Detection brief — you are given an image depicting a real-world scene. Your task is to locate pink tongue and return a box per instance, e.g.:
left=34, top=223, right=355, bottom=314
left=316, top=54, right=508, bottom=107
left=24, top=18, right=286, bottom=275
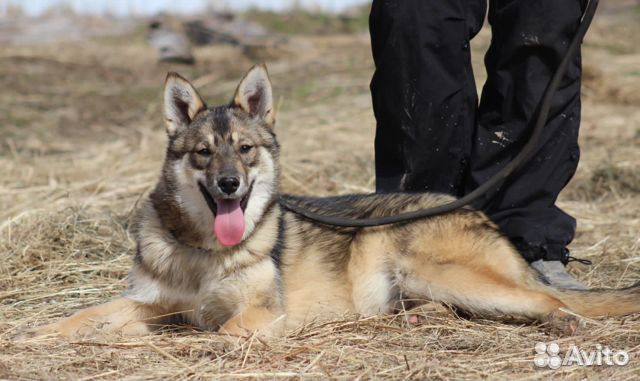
left=214, top=199, right=245, bottom=246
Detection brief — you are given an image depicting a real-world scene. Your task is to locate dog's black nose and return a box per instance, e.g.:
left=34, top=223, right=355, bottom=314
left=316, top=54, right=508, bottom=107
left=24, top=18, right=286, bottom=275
left=218, top=177, right=240, bottom=194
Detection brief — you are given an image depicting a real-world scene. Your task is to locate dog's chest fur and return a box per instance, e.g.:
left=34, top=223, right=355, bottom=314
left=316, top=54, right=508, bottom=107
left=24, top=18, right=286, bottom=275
left=124, top=199, right=281, bottom=329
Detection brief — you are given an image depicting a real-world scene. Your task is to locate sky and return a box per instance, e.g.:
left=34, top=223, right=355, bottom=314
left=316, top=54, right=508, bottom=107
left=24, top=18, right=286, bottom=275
left=1, top=0, right=369, bottom=16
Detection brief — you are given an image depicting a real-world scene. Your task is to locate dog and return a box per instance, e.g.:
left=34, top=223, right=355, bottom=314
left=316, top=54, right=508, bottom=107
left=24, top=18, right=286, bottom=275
left=23, top=65, right=640, bottom=339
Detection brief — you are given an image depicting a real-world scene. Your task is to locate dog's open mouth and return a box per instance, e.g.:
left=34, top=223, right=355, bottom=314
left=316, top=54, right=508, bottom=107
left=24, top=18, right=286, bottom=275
left=198, top=182, right=253, bottom=247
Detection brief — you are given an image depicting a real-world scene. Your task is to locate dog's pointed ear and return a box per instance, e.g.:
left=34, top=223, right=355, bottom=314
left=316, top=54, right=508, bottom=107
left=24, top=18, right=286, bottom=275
left=163, top=72, right=206, bottom=137
left=232, top=64, right=275, bottom=128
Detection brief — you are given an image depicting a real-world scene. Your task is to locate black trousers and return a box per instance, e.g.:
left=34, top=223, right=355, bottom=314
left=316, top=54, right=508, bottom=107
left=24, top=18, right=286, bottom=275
left=370, top=0, right=585, bottom=262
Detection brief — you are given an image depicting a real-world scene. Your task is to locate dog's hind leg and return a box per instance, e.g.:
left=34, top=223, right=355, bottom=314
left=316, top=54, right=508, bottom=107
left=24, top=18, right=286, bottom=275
left=18, top=297, right=169, bottom=339
left=382, top=216, right=590, bottom=332
left=394, top=256, right=578, bottom=331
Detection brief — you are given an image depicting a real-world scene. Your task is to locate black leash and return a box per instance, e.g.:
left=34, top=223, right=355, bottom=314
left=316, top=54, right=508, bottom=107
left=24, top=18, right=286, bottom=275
left=280, top=0, right=599, bottom=228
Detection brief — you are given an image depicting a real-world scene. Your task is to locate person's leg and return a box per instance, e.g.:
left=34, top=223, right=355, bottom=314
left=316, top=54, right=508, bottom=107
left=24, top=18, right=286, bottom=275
left=370, top=0, right=486, bottom=194
left=467, top=0, right=586, bottom=266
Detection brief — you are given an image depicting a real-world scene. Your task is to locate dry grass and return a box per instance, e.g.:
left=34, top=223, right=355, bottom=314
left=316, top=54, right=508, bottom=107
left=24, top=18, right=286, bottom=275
left=1, top=9, right=640, bottom=380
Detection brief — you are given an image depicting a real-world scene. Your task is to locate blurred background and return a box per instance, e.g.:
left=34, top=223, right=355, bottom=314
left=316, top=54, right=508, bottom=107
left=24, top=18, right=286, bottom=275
left=1, top=1, right=640, bottom=379
left=0, top=0, right=367, bottom=14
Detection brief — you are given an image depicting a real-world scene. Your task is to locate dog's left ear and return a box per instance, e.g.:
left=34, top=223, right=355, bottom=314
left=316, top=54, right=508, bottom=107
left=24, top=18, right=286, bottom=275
left=232, top=64, right=275, bottom=128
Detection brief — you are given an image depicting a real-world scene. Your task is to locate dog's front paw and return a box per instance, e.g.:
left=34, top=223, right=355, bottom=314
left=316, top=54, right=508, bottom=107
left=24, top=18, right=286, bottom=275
left=15, top=317, right=106, bottom=341
left=219, top=320, right=251, bottom=337
left=14, top=322, right=65, bottom=341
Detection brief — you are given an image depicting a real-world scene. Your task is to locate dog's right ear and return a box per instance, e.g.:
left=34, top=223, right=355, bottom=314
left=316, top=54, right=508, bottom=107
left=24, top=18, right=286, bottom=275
left=163, top=72, right=206, bottom=137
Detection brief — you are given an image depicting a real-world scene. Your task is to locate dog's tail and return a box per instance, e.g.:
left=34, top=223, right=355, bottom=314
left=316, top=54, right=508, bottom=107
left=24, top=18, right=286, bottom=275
left=547, top=282, right=640, bottom=317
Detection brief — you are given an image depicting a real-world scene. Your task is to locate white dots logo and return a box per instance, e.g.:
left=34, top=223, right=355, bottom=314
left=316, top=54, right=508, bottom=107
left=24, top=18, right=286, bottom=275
left=534, top=342, right=562, bottom=369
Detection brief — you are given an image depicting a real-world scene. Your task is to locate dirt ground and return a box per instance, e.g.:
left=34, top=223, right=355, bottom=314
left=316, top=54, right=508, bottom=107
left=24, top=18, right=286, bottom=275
left=1, top=6, right=639, bottom=380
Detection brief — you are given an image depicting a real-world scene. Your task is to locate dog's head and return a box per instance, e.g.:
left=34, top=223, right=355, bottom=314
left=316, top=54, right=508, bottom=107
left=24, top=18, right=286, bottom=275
left=161, top=65, right=279, bottom=247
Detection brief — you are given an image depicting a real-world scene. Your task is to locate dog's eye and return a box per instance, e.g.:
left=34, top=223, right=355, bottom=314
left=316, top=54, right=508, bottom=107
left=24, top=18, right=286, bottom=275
left=239, top=145, right=253, bottom=154
left=197, top=148, right=211, bottom=156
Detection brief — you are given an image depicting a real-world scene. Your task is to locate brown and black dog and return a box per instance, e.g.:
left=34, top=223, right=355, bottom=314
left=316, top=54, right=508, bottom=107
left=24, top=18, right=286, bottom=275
left=23, top=65, right=640, bottom=339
